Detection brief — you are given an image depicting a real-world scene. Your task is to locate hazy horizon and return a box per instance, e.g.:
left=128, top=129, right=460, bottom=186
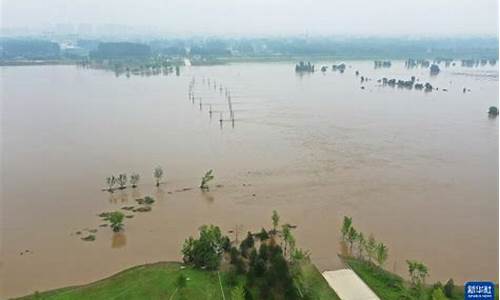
left=1, top=0, right=498, bottom=37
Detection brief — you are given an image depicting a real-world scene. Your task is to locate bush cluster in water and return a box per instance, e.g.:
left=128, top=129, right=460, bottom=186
left=380, top=77, right=433, bottom=91
left=295, top=61, right=314, bottom=73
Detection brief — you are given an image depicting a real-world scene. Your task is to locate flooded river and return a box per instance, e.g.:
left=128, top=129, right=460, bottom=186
left=1, top=61, right=498, bottom=298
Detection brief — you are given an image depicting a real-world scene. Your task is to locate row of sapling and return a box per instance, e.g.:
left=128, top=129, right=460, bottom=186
left=104, top=166, right=217, bottom=192
left=341, top=216, right=442, bottom=295
left=341, top=216, right=388, bottom=267
left=105, top=173, right=140, bottom=192
left=104, top=166, right=164, bottom=192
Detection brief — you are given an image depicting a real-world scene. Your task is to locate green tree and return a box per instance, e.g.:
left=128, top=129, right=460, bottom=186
left=444, top=278, right=454, bottom=298
left=153, top=166, right=163, bottom=187
left=365, top=234, right=377, bottom=263
left=200, top=169, right=214, bottom=190
left=375, top=243, right=388, bottom=267
left=240, top=232, right=255, bottom=258
left=288, top=233, right=296, bottom=257
left=282, top=225, right=293, bottom=257
left=291, top=248, right=310, bottom=263
left=109, top=211, right=125, bottom=232
left=341, top=216, right=352, bottom=240
left=272, top=210, right=280, bottom=234
left=407, top=260, right=428, bottom=288
left=258, top=228, right=269, bottom=241
left=431, top=287, right=447, bottom=300
left=356, top=232, right=366, bottom=259
left=346, top=226, right=357, bottom=254
left=130, top=173, right=140, bottom=188
left=181, top=225, right=227, bottom=270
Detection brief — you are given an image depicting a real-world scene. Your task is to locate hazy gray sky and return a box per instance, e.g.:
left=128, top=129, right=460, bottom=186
left=1, top=0, right=498, bottom=36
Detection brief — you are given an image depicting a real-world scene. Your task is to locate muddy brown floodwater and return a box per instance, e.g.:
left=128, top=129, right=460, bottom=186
left=1, top=61, right=498, bottom=298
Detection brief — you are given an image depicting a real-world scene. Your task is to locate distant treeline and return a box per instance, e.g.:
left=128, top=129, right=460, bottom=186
left=1, top=36, right=498, bottom=62
left=91, top=42, right=151, bottom=58
left=0, top=39, right=60, bottom=59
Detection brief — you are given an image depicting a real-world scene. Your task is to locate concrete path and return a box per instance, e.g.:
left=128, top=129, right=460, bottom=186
left=322, top=269, right=380, bottom=300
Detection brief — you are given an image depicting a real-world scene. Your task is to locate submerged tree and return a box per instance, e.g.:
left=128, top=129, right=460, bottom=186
left=200, top=169, right=214, bottom=190
left=106, top=176, right=116, bottom=192
left=109, top=211, right=125, bottom=232
left=130, top=173, right=140, bottom=188
left=153, top=166, right=163, bottom=187
left=117, top=173, right=127, bottom=189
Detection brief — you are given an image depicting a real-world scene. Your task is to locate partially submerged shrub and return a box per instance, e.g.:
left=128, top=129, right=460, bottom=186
left=81, top=234, right=96, bottom=241
left=144, top=196, right=155, bottom=205
left=200, top=169, right=214, bottom=190
left=135, top=196, right=155, bottom=205
left=117, top=174, right=127, bottom=189
left=130, top=173, right=140, bottom=188
left=109, top=211, right=125, bottom=232
left=106, top=176, right=116, bottom=192
left=98, top=212, right=112, bottom=220
left=153, top=166, right=163, bottom=187
left=133, top=206, right=152, bottom=212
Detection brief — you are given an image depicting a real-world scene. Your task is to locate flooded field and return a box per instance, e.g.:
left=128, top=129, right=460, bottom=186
left=1, top=61, right=498, bottom=298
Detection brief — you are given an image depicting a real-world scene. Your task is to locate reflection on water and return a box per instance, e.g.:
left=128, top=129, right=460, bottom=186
left=130, top=187, right=142, bottom=200
left=201, top=190, right=215, bottom=203
left=108, top=193, right=117, bottom=204
left=118, top=190, right=129, bottom=203
left=108, top=191, right=129, bottom=203
left=338, top=240, right=349, bottom=257
left=1, top=61, right=498, bottom=298
left=154, top=187, right=166, bottom=201
left=111, top=232, right=127, bottom=249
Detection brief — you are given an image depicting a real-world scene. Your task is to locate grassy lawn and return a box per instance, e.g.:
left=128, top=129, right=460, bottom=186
left=300, top=262, right=340, bottom=300
left=16, top=261, right=338, bottom=300
left=343, top=257, right=409, bottom=300
left=344, top=256, right=497, bottom=300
